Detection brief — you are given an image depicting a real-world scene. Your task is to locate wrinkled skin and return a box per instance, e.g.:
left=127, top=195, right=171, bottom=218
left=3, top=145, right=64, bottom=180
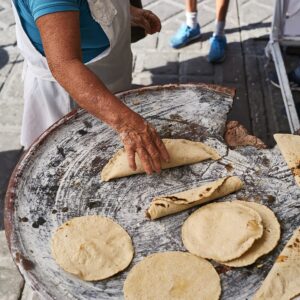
left=116, top=6, right=168, bottom=175
left=130, top=6, right=161, bottom=34
left=119, top=120, right=169, bottom=174
left=36, top=6, right=169, bottom=175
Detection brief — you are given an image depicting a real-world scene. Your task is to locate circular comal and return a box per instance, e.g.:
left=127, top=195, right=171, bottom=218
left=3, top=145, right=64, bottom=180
left=51, top=215, right=134, bottom=281
left=182, top=202, right=264, bottom=262
left=124, top=251, right=221, bottom=300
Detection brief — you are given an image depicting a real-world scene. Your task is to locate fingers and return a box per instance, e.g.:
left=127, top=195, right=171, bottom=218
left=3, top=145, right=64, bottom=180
left=144, top=10, right=161, bottom=33
left=139, top=15, right=152, bottom=34
left=119, top=120, right=169, bottom=176
left=150, top=127, right=170, bottom=162
left=136, top=147, right=154, bottom=175
left=125, top=146, right=137, bottom=171
left=142, top=135, right=162, bottom=173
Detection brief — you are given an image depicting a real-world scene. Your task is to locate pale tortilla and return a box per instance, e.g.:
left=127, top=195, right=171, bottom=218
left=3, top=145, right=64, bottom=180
left=220, top=201, right=280, bottom=267
left=101, top=139, right=220, bottom=181
left=123, top=251, right=221, bottom=300
left=51, top=215, right=134, bottom=281
left=146, top=176, right=243, bottom=220
left=274, top=133, right=300, bottom=187
left=253, top=227, right=300, bottom=300
left=182, top=202, right=264, bottom=262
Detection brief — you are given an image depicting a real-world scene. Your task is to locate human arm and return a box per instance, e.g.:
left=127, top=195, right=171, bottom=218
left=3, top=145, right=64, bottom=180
left=36, top=11, right=169, bottom=174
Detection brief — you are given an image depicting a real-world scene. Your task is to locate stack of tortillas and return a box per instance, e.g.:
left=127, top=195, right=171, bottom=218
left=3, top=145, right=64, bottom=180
left=182, top=200, right=280, bottom=267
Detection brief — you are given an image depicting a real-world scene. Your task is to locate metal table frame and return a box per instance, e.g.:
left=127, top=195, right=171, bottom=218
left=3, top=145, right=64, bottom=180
left=265, top=0, right=300, bottom=132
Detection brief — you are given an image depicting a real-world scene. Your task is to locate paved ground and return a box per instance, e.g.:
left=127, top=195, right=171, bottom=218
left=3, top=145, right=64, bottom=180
left=0, top=0, right=300, bottom=298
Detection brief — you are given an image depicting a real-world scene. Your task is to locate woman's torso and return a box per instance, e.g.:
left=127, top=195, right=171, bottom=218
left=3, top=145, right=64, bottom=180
left=14, top=0, right=110, bottom=63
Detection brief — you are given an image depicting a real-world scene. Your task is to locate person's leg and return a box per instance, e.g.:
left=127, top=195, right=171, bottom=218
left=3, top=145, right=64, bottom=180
left=215, top=0, right=229, bottom=35
left=170, top=0, right=201, bottom=49
left=185, top=0, right=198, bottom=29
left=208, top=0, right=230, bottom=63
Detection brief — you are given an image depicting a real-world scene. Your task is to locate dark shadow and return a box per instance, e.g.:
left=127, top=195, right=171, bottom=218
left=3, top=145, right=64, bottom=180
left=0, top=47, right=9, bottom=70
left=0, top=149, right=23, bottom=230
left=183, top=21, right=271, bottom=46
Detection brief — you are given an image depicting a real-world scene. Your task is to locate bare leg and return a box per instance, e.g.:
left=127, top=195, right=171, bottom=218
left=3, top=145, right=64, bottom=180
left=185, top=0, right=198, bottom=29
left=169, top=0, right=200, bottom=48
left=208, top=0, right=229, bottom=62
left=186, top=0, right=197, bottom=12
left=216, top=0, right=230, bottom=22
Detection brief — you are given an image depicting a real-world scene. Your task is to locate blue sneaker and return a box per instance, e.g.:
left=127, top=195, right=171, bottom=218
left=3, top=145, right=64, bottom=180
left=170, top=24, right=201, bottom=49
left=208, top=35, right=227, bottom=63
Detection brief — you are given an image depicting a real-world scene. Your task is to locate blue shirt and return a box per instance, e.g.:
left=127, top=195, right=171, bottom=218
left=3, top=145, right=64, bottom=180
left=14, top=0, right=110, bottom=63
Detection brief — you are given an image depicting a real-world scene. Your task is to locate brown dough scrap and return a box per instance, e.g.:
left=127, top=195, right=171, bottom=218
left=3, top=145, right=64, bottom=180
left=224, top=121, right=267, bottom=149
left=274, top=133, right=300, bottom=187
left=253, top=227, right=300, bottom=300
left=146, top=176, right=243, bottom=220
left=101, top=138, right=220, bottom=181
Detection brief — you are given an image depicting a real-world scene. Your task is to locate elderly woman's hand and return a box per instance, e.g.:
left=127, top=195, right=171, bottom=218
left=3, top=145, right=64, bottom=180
left=116, top=112, right=170, bottom=175
left=130, top=6, right=161, bottom=34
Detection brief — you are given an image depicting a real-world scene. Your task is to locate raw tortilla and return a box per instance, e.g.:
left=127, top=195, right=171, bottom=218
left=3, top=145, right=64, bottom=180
left=274, top=133, right=300, bottom=187
left=253, top=227, right=300, bottom=300
left=123, top=251, right=221, bottom=300
left=101, top=138, right=220, bottom=181
left=220, top=200, right=280, bottom=267
left=51, top=215, right=134, bottom=281
left=146, top=176, right=243, bottom=220
left=182, top=202, right=264, bottom=262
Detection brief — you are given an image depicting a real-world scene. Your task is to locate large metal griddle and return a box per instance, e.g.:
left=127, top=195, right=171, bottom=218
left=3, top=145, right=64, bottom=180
left=5, top=84, right=300, bottom=299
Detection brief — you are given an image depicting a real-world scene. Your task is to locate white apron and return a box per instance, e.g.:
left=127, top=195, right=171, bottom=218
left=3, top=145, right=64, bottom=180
left=11, top=0, right=132, bottom=149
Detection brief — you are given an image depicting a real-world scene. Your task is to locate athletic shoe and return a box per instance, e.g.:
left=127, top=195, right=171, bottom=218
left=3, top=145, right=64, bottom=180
left=169, top=23, right=201, bottom=49
left=269, top=70, right=300, bottom=92
left=208, top=35, right=227, bottom=63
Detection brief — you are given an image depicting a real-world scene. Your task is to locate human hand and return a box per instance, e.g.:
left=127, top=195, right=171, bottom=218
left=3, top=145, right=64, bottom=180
left=118, top=114, right=170, bottom=175
left=130, top=6, right=161, bottom=34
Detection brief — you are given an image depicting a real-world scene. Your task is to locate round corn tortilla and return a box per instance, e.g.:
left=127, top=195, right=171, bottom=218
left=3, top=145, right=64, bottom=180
left=51, top=215, right=134, bottom=281
left=123, top=251, right=221, bottom=300
left=220, top=200, right=280, bottom=267
left=182, top=202, right=264, bottom=262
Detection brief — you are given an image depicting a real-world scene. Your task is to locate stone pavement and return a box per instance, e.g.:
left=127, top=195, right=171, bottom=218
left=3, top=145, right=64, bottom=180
left=0, top=0, right=299, bottom=298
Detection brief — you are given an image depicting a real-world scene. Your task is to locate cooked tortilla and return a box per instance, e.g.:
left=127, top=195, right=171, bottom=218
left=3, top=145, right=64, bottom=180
left=123, top=252, right=221, bottom=300
left=274, top=133, right=300, bottom=187
left=182, top=202, right=264, bottom=262
left=253, top=227, right=300, bottom=300
left=51, top=215, right=134, bottom=281
left=220, top=201, right=280, bottom=267
left=146, top=176, right=243, bottom=220
left=101, top=139, right=220, bottom=181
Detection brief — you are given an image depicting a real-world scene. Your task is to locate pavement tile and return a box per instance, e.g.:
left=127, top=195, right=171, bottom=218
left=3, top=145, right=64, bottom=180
left=0, top=25, right=17, bottom=46
left=179, top=51, right=214, bottom=76
left=134, top=51, right=179, bottom=74
left=0, top=8, right=15, bottom=30
left=0, top=231, right=24, bottom=300
left=148, top=1, right=182, bottom=22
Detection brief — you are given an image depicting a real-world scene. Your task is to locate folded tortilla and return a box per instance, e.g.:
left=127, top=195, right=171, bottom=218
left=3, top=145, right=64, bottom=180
left=101, top=139, right=220, bottom=182
left=146, top=176, right=243, bottom=220
left=253, top=227, right=300, bottom=300
left=274, top=134, right=300, bottom=187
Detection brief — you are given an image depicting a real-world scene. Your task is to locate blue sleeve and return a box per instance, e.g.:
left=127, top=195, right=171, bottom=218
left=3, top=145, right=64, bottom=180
left=27, top=0, right=80, bottom=21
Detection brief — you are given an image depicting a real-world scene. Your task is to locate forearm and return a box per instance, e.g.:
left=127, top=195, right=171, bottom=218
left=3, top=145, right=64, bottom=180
left=49, top=58, right=138, bottom=132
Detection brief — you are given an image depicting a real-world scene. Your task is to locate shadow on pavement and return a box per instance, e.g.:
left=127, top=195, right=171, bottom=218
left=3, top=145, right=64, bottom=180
left=0, top=47, right=9, bottom=70
left=0, top=149, right=23, bottom=230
